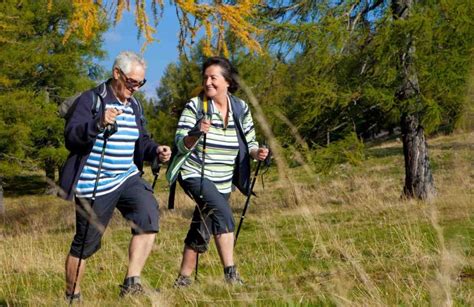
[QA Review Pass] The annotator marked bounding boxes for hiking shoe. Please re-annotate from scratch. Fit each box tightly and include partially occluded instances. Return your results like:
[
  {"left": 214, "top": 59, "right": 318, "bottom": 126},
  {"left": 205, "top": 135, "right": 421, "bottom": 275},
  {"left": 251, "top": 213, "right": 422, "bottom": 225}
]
[
  {"left": 65, "top": 292, "right": 81, "bottom": 303},
  {"left": 174, "top": 274, "right": 192, "bottom": 288},
  {"left": 120, "top": 277, "right": 146, "bottom": 297},
  {"left": 119, "top": 282, "right": 145, "bottom": 297},
  {"left": 224, "top": 265, "right": 244, "bottom": 285}
]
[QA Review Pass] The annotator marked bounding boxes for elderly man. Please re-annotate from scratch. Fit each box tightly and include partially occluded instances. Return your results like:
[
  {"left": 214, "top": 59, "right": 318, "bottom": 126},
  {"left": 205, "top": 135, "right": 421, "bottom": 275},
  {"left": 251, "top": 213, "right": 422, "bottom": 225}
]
[{"left": 59, "top": 51, "right": 171, "bottom": 301}]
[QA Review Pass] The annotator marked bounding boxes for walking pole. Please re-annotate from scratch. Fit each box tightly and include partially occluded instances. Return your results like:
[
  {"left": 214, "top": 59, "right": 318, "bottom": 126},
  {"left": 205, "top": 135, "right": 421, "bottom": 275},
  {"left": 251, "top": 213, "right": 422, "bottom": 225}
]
[
  {"left": 69, "top": 124, "right": 115, "bottom": 304},
  {"left": 234, "top": 160, "right": 262, "bottom": 247},
  {"left": 151, "top": 155, "right": 161, "bottom": 190},
  {"left": 199, "top": 135, "right": 207, "bottom": 199},
  {"left": 195, "top": 127, "right": 207, "bottom": 281},
  {"left": 195, "top": 97, "right": 210, "bottom": 282}
]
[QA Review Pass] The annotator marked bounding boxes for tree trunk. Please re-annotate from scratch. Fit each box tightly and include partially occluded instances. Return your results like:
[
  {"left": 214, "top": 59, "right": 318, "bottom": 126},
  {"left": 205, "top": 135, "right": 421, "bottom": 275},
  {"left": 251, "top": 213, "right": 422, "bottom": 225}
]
[
  {"left": 45, "top": 158, "right": 55, "bottom": 182},
  {"left": 44, "top": 158, "right": 58, "bottom": 195},
  {"left": 0, "top": 177, "right": 4, "bottom": 215},
  {"left": 400, "top": 114, "right": 435, "bottom": 200},
  {"left": 393, "top": 0, "right": 436, "bottom": 200}
]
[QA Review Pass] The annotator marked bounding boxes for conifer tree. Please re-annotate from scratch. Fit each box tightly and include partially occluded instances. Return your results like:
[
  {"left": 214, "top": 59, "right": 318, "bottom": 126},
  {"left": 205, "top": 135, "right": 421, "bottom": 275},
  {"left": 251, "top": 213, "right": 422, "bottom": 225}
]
[
  {"left": 0, "top": 1, "right": 106, "bottom": 189},
  {"left": 392, "top": 0, "right": 435, "bottom": 199},
  {"left": 259, "top": 0, "right": 473, "bottom": 200},
  {"left": 21, "top": 0, "right": 473, "bottom": 202},
  {"left": 65, "top": 0, "right": 263, "bottom": 56}
]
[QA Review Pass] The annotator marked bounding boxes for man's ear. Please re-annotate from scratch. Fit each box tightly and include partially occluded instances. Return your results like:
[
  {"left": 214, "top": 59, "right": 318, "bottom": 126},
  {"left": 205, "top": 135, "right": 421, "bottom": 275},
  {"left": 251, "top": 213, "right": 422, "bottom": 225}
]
[{"left": 113, "top": 67, "right": 120, "bottom": 80}]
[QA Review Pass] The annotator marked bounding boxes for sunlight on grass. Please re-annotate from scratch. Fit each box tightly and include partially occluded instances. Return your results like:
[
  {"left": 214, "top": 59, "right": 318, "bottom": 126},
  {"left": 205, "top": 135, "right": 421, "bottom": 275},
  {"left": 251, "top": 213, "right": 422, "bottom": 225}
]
[{"left": 1, "top": 132, "right": 473, "bottom": 305}]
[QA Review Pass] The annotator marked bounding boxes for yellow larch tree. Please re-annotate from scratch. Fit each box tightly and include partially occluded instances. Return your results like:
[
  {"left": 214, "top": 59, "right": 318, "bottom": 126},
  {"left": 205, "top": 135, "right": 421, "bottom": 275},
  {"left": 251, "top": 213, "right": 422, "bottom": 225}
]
[{"left": 62, "top": 0, "right": 263, "bottom": 56}]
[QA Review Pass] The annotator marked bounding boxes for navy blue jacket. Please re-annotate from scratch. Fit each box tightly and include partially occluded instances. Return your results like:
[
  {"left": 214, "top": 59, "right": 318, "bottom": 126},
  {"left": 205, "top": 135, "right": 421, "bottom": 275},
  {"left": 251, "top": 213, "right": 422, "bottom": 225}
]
[
  {"left": 59, "top": 80, "right": 159, "bottom": 201},
  {"left": 229, "top": 94, "right": 251, "bottom": 196}
]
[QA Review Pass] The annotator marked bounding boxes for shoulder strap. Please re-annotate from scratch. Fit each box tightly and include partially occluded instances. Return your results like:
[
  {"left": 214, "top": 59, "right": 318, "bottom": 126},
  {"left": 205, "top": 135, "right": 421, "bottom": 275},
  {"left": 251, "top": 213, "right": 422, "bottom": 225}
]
[
  {"left": 203, "top": 96, "right": 209, "bottom": 117},
  {"left": 229, "top": 94, "right": 245, "bottom": 123},
  {"left": 168, "top": 180, "right": 177, "bottom": 210},
  {"left": 197, "top": 95, "right": 211, "bottom": 119},
  {"left": 91, "top": 81, "right": 107, "bottom": 115},
  {"left": 130, "top": 95, "right": 146, "bottom": 124},
  {"left": 197, "top": 96, "right": 203, "bottom": 118},
  {"left": 91, "top": 91, "right": 100, "bottom": 115},
  {"left": 130, "top": 96, "right": 142, "bottom": 114}
]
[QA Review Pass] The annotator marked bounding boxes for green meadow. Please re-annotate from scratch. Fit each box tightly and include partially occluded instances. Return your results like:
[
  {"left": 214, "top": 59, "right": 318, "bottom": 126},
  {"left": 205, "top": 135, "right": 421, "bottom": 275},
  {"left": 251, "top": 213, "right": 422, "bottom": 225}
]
[{"left": 1, "top": 132, "right": 472, "bottom": 306}]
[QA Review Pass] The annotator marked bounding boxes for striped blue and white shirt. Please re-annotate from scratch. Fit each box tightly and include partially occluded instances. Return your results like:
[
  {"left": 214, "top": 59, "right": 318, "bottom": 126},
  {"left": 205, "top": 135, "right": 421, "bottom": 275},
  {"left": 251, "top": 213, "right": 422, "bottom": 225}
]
[
  {"left": 176, "top": 96, "right": 258, "bottom": 193},
  {"left": 75, "top": 100, "right": 139, "bottom": 198}
]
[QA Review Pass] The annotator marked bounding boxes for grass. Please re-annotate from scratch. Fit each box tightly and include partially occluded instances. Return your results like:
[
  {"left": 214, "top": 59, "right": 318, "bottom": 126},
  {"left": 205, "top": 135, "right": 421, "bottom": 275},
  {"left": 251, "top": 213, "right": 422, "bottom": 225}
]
[{"left": 0, "top": 132, "right": 473, "bottom": 306}]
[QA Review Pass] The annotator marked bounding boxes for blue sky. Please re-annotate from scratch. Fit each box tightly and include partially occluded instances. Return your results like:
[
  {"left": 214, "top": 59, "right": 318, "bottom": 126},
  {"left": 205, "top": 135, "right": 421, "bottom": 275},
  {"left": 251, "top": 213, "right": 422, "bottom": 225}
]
[{"left": 99, "top": 4, "right": 181, "bottom": 98}]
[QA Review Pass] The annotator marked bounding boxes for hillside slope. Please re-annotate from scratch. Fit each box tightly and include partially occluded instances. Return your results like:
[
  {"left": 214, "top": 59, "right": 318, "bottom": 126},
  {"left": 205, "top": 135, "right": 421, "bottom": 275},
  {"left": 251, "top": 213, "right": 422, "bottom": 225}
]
[{"left": 0, "top": 132, "right": 472, "bottom": 305}]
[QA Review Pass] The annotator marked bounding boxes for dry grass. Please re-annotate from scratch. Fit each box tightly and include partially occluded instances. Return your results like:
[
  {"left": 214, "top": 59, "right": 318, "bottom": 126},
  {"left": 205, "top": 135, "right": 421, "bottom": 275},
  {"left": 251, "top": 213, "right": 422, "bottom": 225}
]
[{"left": 0, "top": 132, "right": 473, "bottom": 306}]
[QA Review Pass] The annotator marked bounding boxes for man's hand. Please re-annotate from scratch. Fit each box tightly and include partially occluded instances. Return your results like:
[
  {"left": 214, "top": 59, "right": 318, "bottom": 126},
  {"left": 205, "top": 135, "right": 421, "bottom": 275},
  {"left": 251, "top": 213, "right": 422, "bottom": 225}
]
[
  {"left": 157, "top": 145, "right": 171, "bottom": 163},
  {"left": 251, "top": 147, "right": 269, "bottom": 161},
  {"left": 102, "top": 108, "right": 123, "bottom": 127}
]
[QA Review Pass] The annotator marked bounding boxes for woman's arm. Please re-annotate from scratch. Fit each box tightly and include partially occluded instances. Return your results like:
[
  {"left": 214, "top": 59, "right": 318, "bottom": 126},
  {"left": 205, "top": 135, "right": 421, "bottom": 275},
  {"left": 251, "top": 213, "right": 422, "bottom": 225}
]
[
  {"left": 175, "top": 98, "right": 201, "bottom": 153},
  {"left": 241, "top": 101, "right": 259, "bottom": 154}
]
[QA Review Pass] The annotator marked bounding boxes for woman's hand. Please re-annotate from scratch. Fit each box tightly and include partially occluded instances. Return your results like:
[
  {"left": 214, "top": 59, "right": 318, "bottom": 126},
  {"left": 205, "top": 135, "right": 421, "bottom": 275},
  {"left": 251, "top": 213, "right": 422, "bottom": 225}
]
[
  {"left": 251, "top": 147, "right": 269, "bottom": 161},
  {"left": 199, "top": 118, "right": 211, "bottom": 134},
  {"left": 184, "top": 118, "right": 211, "bottom": 149}
]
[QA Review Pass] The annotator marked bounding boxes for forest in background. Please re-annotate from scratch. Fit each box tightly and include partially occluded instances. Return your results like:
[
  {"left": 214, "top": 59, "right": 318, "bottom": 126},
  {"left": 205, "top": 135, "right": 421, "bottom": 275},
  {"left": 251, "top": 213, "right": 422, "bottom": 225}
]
[
  {"left": 0, "top": 0, "right": 472, "bottom": 198},
  {"left": 0, "top": 1, "right": 473, "bottom": 305}
]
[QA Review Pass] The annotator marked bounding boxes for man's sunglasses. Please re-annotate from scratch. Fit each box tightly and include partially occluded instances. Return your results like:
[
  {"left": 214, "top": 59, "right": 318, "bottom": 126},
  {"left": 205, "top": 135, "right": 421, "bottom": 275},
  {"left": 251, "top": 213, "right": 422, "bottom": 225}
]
[{"left": 118, "top": 68, "right": 146, "bottom": 89}]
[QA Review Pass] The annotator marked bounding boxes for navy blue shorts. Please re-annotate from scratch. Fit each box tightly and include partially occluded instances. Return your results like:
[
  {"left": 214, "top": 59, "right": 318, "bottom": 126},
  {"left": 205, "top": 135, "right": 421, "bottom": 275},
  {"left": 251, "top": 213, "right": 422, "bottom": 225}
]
[
  {"left": 69, "top": 174, "right": 159, "bottom": 259},
  {"left": 179, "top": 176, "right": 233, "bottom": 253}
]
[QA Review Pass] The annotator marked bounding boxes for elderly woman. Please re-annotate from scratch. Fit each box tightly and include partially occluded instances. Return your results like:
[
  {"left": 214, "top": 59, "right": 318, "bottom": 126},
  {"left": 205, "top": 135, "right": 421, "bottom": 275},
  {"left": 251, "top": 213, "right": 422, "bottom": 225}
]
[
  {"left": 171, "top": 56, "right": 269, "bottom": 287},
  {"left": 60, "top": 51, "right": 171, "bottom": 301}
]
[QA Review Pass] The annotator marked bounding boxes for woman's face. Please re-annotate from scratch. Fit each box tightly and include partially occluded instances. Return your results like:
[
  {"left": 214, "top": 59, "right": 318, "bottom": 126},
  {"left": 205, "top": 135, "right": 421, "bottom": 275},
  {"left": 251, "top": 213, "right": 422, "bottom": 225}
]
[{"left": 203, "top": 65, "right": 230, "bottom": 100}]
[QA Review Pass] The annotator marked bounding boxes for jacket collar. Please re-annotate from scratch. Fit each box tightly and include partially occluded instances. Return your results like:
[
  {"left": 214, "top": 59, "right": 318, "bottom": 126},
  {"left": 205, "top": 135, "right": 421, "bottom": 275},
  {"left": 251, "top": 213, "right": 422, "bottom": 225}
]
[{"left": 93, "top": 78, "right": 131, "bottom": 106}]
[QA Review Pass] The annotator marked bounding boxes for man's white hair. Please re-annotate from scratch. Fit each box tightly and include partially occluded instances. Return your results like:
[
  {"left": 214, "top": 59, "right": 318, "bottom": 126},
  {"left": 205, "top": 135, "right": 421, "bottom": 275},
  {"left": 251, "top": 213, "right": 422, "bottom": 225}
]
[{"left": 113, "top": 51, "right": 147, "bottom": 74}]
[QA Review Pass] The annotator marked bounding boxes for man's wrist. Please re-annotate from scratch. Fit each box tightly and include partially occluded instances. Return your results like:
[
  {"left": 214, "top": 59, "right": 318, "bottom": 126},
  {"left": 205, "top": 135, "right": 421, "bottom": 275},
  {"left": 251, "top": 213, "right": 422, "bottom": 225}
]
[{"left": 96, "top": 121, "right": 105, "bottom": 132}]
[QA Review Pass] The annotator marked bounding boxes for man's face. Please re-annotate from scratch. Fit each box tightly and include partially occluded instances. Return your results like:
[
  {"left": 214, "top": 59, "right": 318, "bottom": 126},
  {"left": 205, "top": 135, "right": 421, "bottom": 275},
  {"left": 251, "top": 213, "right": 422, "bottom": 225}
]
[{"left": 113, "top": 63, "right": 146, "bottom": 100}]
